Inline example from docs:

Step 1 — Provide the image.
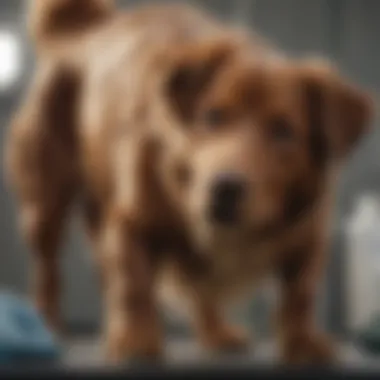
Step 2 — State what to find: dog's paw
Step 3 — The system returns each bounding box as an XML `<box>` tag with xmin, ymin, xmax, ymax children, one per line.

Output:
<box><xmin>200</xmin><ymin>325</ymin><xmax>250</xmax><ymax>354</ymax></box>
<box><xmin>105</xmin><ymin>325</ymin><xmax>163</xmax><ymax>365</ymax></box>
<box><xmin>281</xmin><ymin>332</ymin><xmax>338</xmax><ymax>366</ymax></box>
<box><xmin>106</xmin><ymin>341</ymin><xmax>163</xmax><ymax>366</ymax></box>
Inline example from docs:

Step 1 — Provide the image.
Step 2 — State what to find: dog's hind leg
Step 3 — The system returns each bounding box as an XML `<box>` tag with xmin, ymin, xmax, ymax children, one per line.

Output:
<box><xmin>18</xmin><ymin>189</ymin><xmax>76</xmax><ymax>332</ymax></box>
<box><xmin>4</xmin><ymin>65</ymin><xmax>80</xmax><ymax>331</ymax></box>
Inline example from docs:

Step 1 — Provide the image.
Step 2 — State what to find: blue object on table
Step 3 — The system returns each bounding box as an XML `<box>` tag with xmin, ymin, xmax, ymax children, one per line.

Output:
<box><xmin>0</xmin><ymin>292</ymin><xmax>61</xmax><ymax>364</ymax></box>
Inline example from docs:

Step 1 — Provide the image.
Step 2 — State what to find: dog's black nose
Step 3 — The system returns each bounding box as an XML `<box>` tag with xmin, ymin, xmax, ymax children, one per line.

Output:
<box><xmin>209</xmin><ymin>173</ymin><xmax>247</xmax><ymax>225</ymax></box>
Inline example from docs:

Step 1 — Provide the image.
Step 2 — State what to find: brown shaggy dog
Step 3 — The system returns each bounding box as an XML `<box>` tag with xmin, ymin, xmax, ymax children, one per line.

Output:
<box><xmin>5</xmin><ymin>0</ymin><xmax>374</xmax><ymax>365</ymax></box>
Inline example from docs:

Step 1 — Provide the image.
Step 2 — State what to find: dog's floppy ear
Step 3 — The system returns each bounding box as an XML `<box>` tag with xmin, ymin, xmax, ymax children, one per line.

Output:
<box><xmin>299</xmin><ymin>60</ymin><xmax>374</xmax><ymax>163</ymax></box>
<box><xmin>165</xmin><ymin>39</ymin><xmax>236</xmax><ymax>123</ymax></box>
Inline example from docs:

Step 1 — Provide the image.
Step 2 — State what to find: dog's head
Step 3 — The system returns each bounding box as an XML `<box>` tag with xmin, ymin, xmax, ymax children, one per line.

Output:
<box><xmin>160</xmin><ymin>38</ymin><xmax>373</xmax><ymax>243</ymax></box>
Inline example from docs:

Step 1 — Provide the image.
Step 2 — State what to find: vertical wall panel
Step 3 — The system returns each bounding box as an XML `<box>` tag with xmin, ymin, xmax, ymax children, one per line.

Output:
<box><xmin>331</xmin><ymin>0</ymin><xmax>380</xmax><ymax>334</ymax></box>
<box><xmin>251</xmin><ymin>0</ymin><xmax>331</xmax><ymax>55</ymax></box>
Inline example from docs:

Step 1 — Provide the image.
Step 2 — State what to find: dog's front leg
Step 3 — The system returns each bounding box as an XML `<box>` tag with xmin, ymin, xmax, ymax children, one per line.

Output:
<box><xmin>101</xmin><ymin>213</ymin><xmax>162</xmax><ymax>364</ymax></box>
<box><xmin>277</xmin><ymin>242</ymin><xmax>337</xmax><ymax>365</ymax></box>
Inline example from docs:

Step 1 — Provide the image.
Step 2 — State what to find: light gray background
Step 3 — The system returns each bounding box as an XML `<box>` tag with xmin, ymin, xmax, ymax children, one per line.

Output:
<box><xmin>0</xmin><ymin>0</ymin><xmax>378</xmax><ymax>337</ymax></box>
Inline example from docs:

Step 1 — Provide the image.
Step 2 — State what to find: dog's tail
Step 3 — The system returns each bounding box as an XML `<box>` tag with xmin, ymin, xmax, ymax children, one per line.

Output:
<box><xmin>28</xmin><ymin>0</ymin><xmax>115</xmax><ymax>47</ymax></box>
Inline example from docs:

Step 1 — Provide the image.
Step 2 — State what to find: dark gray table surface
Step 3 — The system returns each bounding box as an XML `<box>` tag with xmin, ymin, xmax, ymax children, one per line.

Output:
<box><xmin>63</xmin><ymin>338</ymin><xmax>380</xmax><ymax>369</ymax></box>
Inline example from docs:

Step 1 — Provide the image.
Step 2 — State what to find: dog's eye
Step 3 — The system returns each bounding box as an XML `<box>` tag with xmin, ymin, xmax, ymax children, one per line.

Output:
<box><xmin>269</xmin><ymin>117</ymin><xmax>295</xmax><ymax>142</ymax></box>
<box><xmin>201</xmin><ymin>107</ymin><xmax>229</xmax><ymax>129</ymax></box>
